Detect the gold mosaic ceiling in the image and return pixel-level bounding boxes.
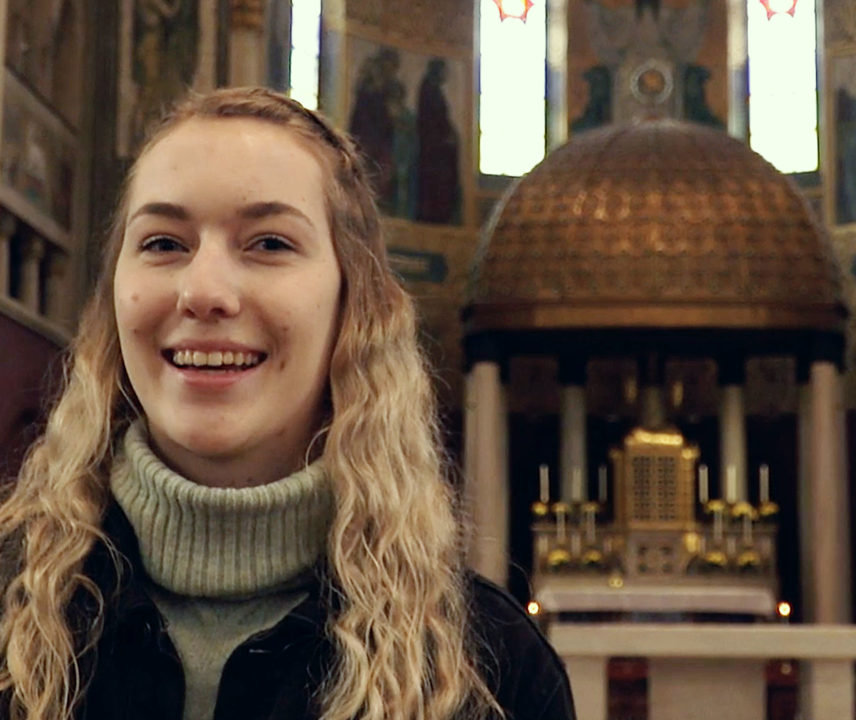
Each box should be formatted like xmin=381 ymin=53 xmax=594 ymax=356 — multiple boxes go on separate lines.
xmin=467 ymin=120 xmax=845 ymax=334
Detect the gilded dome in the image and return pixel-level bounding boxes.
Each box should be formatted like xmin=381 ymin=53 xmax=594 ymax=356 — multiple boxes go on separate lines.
xmin=467 ymin=120 xmax=845 ymax=334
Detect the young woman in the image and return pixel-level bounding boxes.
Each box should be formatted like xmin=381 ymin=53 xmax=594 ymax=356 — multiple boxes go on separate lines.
xmin=0 ymin=88 xmax=574 ymax=720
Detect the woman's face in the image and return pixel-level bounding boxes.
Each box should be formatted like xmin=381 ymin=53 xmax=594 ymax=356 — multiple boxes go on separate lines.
xmin=114 ymin=117 xmax=342 ymax=487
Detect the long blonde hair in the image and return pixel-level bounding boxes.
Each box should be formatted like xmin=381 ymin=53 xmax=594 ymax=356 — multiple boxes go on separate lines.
xmin=0 ymin=88 xmax=499 ymax=720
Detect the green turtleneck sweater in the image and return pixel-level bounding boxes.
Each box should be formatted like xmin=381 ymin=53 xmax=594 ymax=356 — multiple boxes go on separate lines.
xmin=110 ymin=422 xmax=332 ymax=720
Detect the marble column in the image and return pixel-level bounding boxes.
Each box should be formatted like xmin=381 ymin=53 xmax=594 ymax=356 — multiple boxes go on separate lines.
xmin=0 ymin=212 xmax=15 ymax=297
xmin=805 ymin=360 xmax=851 ymax=623
xmin=465 ymin=360 xmax=509 ymax=586
xmin=726 ymin=0 xmax=749 ymax=141
xmin=229 ymin=0 xmax=266 ymax=85
xmin=560 ymin=385 xmax=586 ymax=502
xmin=797 ymin=368 xmax=814 ymax=622
xmin=719 ymin=386 xmax=748 ymax=502
xmin=638 ymin=353 xmax=666 ymax=429
xmin=559 ymin=357 xmax=587 ymax=502
xmin=20 ymin=235 xmax=45 ymax=313
xmin=718 ymin=356 xmax=747 ymax=502
xmin=44 ymin=250 xmax=68 ymax=327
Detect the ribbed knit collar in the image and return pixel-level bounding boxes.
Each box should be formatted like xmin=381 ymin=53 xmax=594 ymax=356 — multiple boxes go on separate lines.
xmin=109 ymin=421 xmax=332 ymax=599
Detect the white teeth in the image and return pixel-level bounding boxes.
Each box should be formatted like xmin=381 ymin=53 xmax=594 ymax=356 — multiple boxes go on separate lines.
xmin=171 ymin=350 xmax=261 ymax=368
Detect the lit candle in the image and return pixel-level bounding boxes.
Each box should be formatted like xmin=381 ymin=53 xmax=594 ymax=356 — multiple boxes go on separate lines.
xmin=572 ymin=467 xmax=583 ymax=502
xmin=598 ymin=465 xmax=607 ymax=503
xmin=699 ymin=464 xmax=709 ymax=504
xmin=760 ymin=464 xmax=770 ymax=505
xmin=539 ymin=464 xmax=549 ymax=504
xmin=726 ymin=465 xmax=737 ymax=504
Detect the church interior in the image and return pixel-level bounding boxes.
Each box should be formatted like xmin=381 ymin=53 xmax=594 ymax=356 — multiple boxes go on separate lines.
xmin=1 ymin=0 xmax=856 ymax=718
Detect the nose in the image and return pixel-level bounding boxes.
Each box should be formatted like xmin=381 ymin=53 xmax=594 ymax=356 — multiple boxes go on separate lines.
xmin=176 ymin=241 xmax=240 ymax=319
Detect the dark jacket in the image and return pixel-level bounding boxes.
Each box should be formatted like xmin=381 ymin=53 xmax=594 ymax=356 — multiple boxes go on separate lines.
xmin=17 ymin=507 xmax=576 ymax=720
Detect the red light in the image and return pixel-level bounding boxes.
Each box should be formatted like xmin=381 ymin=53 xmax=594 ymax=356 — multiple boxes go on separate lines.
xmin=759 ymin=0 xmax=799 ymax=20
xmin=493 ymin=0 xmax=534 ymax=22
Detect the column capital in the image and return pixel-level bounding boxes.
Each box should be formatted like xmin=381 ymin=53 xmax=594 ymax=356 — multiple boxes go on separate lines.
xmin=230 ymin=0 xmax=264 ymax=31
xmin=464 ymin=331 xmax=503 ymax=367
xmin=21 ymin=235 xmax=47 ymax=261
xmin=0 ymin=210 xmax=17 ymax=240
xmin=797 ymin=332 xmax=846 ymax=377
xmin=717 ymin=353 xmax=746 ymax=386
xmin=45 ymin=249 xmax=68 ymax=278
xmin=558 ymin=354 xmax=587 ymax=386
xmin=636 ymin=351 xmax=665 ymax=386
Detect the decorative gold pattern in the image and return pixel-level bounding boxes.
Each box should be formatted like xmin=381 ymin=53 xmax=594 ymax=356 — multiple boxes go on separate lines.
xmin=468 ymin=121 xmax=845 ymax=333
xmin=611 ymin=427 xmax=699 ymax=531
xmin=231 ymin=0 xmax=265 ymax=30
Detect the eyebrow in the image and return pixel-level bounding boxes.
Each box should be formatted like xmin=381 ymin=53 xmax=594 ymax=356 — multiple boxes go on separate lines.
xmin=237 ymin=201 xmax=314 ymax=227
xmin=127 ymin=201 xmax=315 ymax=228
xmin=127 ymin=202 xmax=189 ymax=223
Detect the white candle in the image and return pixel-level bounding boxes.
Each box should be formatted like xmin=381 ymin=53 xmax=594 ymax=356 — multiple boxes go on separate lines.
xmin=572 ymin=467 xmax=583 ymax=502
xmin=726 ymin=465 xmax=737 ymax=504
xmin=598 ymin=465 xmax=607 ymax=503
xmin=539 ymin=464 xmax=549 ymax=504
xmin=760 ymin=464 xmax=770 ymax=504
xmin=699 ymin=464 xmax=709 ymax=504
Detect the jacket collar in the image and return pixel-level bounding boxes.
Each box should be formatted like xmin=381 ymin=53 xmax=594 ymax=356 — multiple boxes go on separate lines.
xmin=87 ymin=502 xmax=331 ymax=652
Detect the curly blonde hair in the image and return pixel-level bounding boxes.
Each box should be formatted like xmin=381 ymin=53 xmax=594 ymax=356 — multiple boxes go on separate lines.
xmin=0 ymin=87 xmax=499 ymax=720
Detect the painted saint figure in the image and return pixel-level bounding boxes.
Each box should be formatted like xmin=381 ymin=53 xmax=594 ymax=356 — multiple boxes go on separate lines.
xmin=416 ymin=59 xmax=460 ymax=225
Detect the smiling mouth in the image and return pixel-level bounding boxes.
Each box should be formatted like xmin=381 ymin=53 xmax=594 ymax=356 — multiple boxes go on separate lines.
xmin=164 ymin=349 xmax=267 ymax=370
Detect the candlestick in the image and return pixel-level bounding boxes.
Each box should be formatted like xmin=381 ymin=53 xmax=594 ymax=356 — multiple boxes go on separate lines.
xmin=539 ymin=463 xmax=549 ymax=504
xmin=713 ymin=508 xmax=723 ymax=544
xmin=571 ymin=529 xmax=581 ymax=557
xmin=598 ymin=465 xmax=607 ymax=503
xmin=726 ymin=465 xmax=737 ymax=504
xmin=585 ymin=507 xmax=596 ymax=544
xmin=699 ymin=464 xmax=709 ymax=504
xmin=742 ymin=513 xmax=752 ymax=545
xmin=760 ymin=464 xmax=770 ymax=505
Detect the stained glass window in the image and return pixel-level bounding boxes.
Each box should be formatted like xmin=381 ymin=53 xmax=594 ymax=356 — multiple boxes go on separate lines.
xmin=747 ymin=0 xmax=818 ymax=173
xmin=289 ymin=0 xmax=322 ymax=110
xmin=479 ymin=0 xmax=547 ymax=175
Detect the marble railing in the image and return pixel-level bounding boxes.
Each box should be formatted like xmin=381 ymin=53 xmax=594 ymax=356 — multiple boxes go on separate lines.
xmin=551 ymin=622 xmax=856 ymax=720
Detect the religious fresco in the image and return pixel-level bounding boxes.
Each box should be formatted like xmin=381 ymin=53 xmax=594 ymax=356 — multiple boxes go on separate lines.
xmin=830 ymin=52 xmax=856 ymax=227
xmin=825 ymin=0 xmax=856 ymax=48
xmin=383 ymin=219 xmax=475 ymax=410
xmin=0 ymin=70 xmax=76 ymax=235
xmin=5 ymin=0 xmax=85 ymax=128
xmin=346 ymin=37 xmax=465 ymax=226
xmin=117 ymin=0 xmax=220 ymax=157
xmin=567 ymin=0 xmax=726 ymax=132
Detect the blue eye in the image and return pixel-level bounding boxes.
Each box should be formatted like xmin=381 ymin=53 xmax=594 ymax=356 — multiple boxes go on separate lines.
xmin=251 ymin=235 xmax=294 ymax=251
xmin=141 ymin=236 xmax=185 ymax=253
